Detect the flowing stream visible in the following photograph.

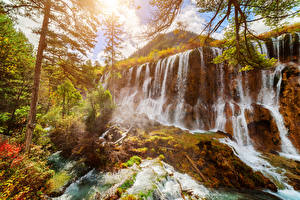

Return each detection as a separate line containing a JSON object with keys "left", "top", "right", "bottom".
{"left": 53, "top": 156, "right": 281, "bottom": 200}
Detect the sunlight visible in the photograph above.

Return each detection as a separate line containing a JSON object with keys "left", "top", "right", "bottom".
{"left": 101, "top": 0, "right": 120, "bottom": 14}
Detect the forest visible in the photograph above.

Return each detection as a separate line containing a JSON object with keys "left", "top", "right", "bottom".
{"left": 0, "top": 0, "right": 300, "bottom": 199}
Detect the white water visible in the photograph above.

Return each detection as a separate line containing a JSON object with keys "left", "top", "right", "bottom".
{"left": 212, "top": 47, "right": 226, "bottom": 131}
{"left": 257, "top": 64, "right": 300, "bottom": 159}
{"left": 55, "top": 158, "right": 283, "bottom": 200}
{"left": 93, "top": 158, "right": 210, "bottom": 199}
{"left": 220, "top": 65, "right": 300, "bottom": 199}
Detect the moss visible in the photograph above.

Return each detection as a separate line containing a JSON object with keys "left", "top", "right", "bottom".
{"left": 122, "top": 156, "right": 142, "bottom": 168}
{"left": 132, "top": 147, "right": 148, "bottom": 153}
{"left": 121, "top": 194, "right": 138, "bottom": 200}
{"left": 145, "top": 135, "right": 174, "bottom": 142}
{"left": 158, "top": 154, "right": 165, "bottom": 160}
{"left": 119, "top": 173, "right": 137, "bottom": 191}
{"left": 127, "top": 136, "right": 139, "bottom": 143}
{"left": 47, "top": 171, "right": 71, "bottom": 193}
{"left": 108, "top": 125, "right": 276, "bottom": 191}
{"left": 138, "top": 190, "right": 154, "bottom": 199}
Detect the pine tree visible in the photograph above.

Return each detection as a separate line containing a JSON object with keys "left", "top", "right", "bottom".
{"left": 102, "top": 14, "right": 125, "bottom": 102}
{"left": 0, "top": 13, "right": 34, "bottom": 135}
{"left": 102, "top": 14, "right": 125, "bottom": 69}
{"left": 2, "top": 0, "right": 102, "bottom": 151}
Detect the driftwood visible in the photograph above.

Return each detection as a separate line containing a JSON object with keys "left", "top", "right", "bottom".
{"left": 184, "top": 154, "right": 207, "bottom": 182}
{"left": 113, "top": 127, "right": 133, "bottom": 145}
{"left": 99, "top": 129, "right": 110, "bottom": 139}
{"left": 176, "top": 179, "right": 186, "bottom": 200}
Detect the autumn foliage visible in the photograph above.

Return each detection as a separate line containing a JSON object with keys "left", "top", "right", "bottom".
{"left": 0, "top": 140, "right": 54, "bottom": 199}
{"left": 0, "top": 140, "right": 23, "bottom": 167}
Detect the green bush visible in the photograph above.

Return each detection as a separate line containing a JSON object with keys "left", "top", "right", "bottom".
{"left": 0, "top": 112, "right": 10, "bottom": 134}
{"left": 84, "top": 85, "right": 115, "bottom": 134}
{"left": 213, "top": 29, "right": 277, "bottom": 71}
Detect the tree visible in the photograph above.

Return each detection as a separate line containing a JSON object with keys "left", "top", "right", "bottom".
{"left": 0, "top": 13, "right": 34, "bottom": 135}
{"left": 102, "top": 13, "right": 125, "bottom": 100}
{"left": 2, "top": 0, "right": 102, "bottom": 151}
{"left": 102, "top": 13, "right": 125, "bottom": 69}
{"left": 147, "top": 0, "right": 299, "bottom": 69}
{"left": 85, "top": 85, "right": 114, "bottom": 134}
{"left": 55, "top": 80, "right": 82, "bottom": 117}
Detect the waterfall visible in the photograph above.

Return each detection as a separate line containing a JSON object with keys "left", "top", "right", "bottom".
{"left": 220, "top": 64, "right": 300, "bottom": 199}
{"left": 135, "top": 64, "right": 143, "bottom": 84}
{"left": 212, "top": 47, "right": 226, "bottom": 132}
{"left": 115, "top": 33, "right": 299, "bottom": 136}
{"left": 109, "top": 33, "right": 300, "bottom": 198}
{"left": 258, "top": 65, "right": 300, "bottom": 160}
{"left": 174, "top": 50, "right": 192, "bottom": 126}
{"left": 272, "top": 37, "right": 280, "bottom": 61}
{"left": 127, "top": 67, "right": 134, "bottom": 87}
{"left": 142, "top": 63, "right": 151, "bottom": 98}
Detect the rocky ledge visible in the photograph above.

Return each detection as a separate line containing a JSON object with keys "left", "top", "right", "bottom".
{"left": 101, "top": 122, "right": 277, "bottom": 192}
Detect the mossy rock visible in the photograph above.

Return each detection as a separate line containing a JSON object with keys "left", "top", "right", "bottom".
{"left": 122, "top": 156, "right": 142, "bottom": 168}
{"left": 47, "top": 171, "right": 71, "bottom": 195}
{"left": 105, "top": 125, "right": 277, "bottom": 192}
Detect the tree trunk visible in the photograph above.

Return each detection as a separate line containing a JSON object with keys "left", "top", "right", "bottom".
{"left": 62, "top": 89, "right": 66, "bottom": 118}
{"left": 25, "top": 1, "right": 51, "bottom": 152}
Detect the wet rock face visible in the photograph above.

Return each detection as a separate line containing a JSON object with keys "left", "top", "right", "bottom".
{"left": 185, "top": 49, "right": 217, "bottom": 129}
{"left": 265, "top": 33, "right": 300, "bottom": 62}
{"left": 280, "top": 65, "right": 300, "bottom": 151}
{"left": 245, "top": 104, "right": 281, "bottom": 152}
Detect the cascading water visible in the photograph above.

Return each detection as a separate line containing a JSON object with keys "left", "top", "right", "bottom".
{"left": 53, "top": 158, "right": 282, "bottom": 200}
{"left": 258, "top": 65, "right": 299, "bottom": 156}
{"left": 103, "top": 33, "right": 300, "bottom": 199}
{"left": 220, "top": 65, "right": 300, "bottom": 199}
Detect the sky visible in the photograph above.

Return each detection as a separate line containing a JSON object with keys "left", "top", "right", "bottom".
{"left": 92, "top": 0, "right": 215, "bottom": 64}
{"left": 14, "top": 0, "right": 300, "bottom": 65}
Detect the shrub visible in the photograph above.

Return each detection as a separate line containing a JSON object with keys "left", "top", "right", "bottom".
{"left": 47, "top": 85, "right": 114, "bottom": 167}
{"left": 49, "top": 115, "right": 85, "bottom": 158}
{"left": 0, "top": 141, "right": 54, "bottom": 199}
{"left": 84, "top": 85, "right": 115, "bottom": 134}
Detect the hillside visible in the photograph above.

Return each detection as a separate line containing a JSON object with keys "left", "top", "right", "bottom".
{"left": 130, "top": 30, "right": 198, "bottom": 58}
